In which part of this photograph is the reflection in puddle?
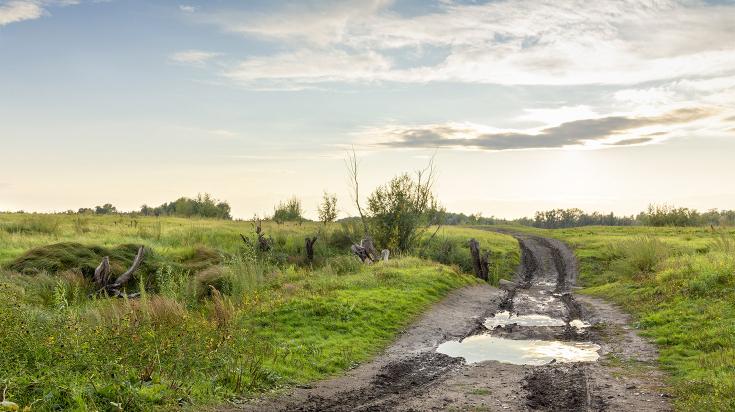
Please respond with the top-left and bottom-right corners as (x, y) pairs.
(484, 311), (566, 328)
(437, 335), (600, 365)
(570, 319), (591, 332)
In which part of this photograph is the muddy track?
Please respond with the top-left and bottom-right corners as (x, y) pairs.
(227, 233), (672, 412)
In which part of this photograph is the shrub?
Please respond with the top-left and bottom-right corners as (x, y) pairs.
(194, 266), (232, 300)
(607, 236), (670, 280)
(366, 173), (444, 252)
(273, 197), (303, 223)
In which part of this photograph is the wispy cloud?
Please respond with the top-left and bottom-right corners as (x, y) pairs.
(169, 49), (221, 66)
(194, 0), (735, 88)
(368, 108), (717, 151)
(0, 0), (87, 27)
(0, 1), (45, 26)
(179, 4), (195, 13)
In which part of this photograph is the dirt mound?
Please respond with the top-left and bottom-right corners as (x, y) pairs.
(5, 242), (162, 279)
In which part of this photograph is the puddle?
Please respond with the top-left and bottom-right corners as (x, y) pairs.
(484, 311), (592, 332)
(484, 311), (566, 328)
(437, 335), (600, 365)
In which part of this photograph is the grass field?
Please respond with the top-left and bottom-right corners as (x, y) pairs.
(519, 225), (735, 411)
(0, 213), (519, 411)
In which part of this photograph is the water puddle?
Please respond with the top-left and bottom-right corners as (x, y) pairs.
(437, 335), (600, 365)
(484, 311), (566, 328)
(484, 311), (591, 332)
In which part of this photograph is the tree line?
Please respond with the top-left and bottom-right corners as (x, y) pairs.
(523, 205), (735, 229)
(74, 193), (233, 220)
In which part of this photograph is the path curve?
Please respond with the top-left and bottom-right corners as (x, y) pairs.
(228, 232), (671, 411)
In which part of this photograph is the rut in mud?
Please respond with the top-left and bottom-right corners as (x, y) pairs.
(233, 233), (671, 412)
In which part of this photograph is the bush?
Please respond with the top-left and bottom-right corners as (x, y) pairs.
(366, 173), (443, 252)
(273, 197), (303, 223)
(606, 236), (670, 280)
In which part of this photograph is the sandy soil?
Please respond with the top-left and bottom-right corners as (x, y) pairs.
(226, 233), (672, 411)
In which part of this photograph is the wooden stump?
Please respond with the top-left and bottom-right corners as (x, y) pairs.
(468, 238), (490, 281)
(305, 236), (317, 262)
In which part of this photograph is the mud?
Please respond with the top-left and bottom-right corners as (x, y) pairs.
(226, 232), (671, 412)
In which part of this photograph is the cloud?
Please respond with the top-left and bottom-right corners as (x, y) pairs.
(0, 1), (44, 26)
(179, 4), (195, 13)
(371, 108), (715, 151)
(169, 49), (221, 66)
(194, 0), (735, 88)
(0, 0), (88, 27)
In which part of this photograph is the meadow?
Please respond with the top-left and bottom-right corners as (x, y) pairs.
(523, 225), (735, 411)
(0, 213), (519, 411)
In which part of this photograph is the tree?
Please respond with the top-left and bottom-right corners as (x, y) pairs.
(317, 192), (338, 225)
(95, 203), (117, 215)
(139, 194), (232, 219)
(346, 148), (369, 235)
(273, 197), (303, 223)
(366, 158), (444, 252)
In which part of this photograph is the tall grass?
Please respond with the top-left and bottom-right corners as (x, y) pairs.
(567, 229), (735, 411)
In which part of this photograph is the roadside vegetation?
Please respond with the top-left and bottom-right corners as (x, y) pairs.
(527, 225), (735, 411)
(0, 212), (519, 410)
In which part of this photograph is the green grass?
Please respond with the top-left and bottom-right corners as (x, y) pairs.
(505, 225), (735, 411)
(0, 214), (520, 411)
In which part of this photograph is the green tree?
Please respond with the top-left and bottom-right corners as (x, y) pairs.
(317, 192), (338, 225)
(273, 197), (303, 223)
(366, 164), (444, 252)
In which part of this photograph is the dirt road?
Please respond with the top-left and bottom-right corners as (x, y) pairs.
(233, 233), (671, 411)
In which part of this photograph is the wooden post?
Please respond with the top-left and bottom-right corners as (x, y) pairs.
(468, 238), (490, 281)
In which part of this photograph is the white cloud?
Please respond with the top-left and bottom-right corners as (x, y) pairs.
(179, 4), (195, 13)
(196, 0), (735, 88)
(0, 0), (88, 27)
(0, 1), (44, 26)
(169, 49), (221, 66)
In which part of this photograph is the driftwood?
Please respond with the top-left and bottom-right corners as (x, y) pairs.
(351, 237), (380, 263)
(468, 238), (490, 281)
(93, 245), (146, 297)
(305, 236), (317, 262)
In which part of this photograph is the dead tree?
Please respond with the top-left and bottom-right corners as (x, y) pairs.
(241, 220), (272, 252)
(351, 237), (380, 263)
(93, 245), (146, 297)
(468, 238), (490, 281)
(305, 236), (317, 263)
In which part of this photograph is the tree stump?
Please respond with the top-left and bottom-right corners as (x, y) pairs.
(468, 238), (490, 281)
(92, 245), (146, 297)
(351, 237), (380, 263)
(305, 236), (317, 262)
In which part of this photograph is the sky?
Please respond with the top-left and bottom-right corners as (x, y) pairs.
(1, 0), (734, 219)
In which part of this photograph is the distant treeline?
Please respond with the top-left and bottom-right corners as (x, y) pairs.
(529, 208), (637, 229)
(527, 206), (735, 228)
(440, 205), (735, 229)
(75, 194), (233, 220)
(442, 212), (510, 226)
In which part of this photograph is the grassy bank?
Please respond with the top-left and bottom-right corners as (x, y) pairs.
(522, 225), (735, 411)
(0, 214), (519, 410)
